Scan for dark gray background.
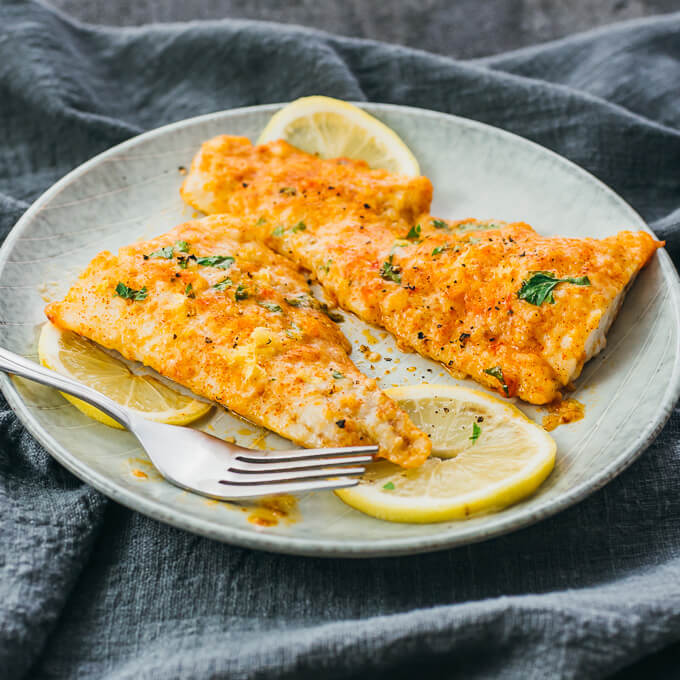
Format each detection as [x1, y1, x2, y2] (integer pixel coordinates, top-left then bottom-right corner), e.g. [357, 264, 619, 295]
[47, 0, 678, 59]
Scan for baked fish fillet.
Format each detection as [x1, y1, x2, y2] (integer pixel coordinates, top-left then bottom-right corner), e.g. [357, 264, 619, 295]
[45, 215, 431, 467]
[182, 136, 664, 405]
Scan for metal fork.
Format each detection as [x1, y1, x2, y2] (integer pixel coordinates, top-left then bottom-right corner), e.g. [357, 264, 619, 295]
[0, 347, 377, 499]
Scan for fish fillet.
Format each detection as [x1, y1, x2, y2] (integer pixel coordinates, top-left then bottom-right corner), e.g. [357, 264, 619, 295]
[181, 136, 664, 405]
[45, 215, 431, 467]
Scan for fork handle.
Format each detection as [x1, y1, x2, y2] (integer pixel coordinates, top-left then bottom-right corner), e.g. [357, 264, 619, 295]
[0, 346, 131, 428]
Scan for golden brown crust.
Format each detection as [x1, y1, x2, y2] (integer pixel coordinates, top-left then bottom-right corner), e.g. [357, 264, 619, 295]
[46, 215, 431, 467]
[182, 137, 664, 405]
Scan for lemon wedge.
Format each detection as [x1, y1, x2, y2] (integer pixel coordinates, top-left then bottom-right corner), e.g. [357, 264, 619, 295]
[258, 96, 420, 175]
[38, 322, 212, 429]
[335, 384, 556, 523]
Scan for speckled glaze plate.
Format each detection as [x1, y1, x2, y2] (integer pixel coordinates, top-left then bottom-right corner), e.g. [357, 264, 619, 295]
[1, 104, 678, 557]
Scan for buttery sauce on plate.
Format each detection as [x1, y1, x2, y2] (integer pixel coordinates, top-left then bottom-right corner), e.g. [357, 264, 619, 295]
[542, 398, 585, 431]
[245, 494, 299, 528]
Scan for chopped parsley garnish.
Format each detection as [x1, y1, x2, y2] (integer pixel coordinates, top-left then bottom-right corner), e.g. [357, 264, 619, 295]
[234, 284, 249, 301]
[291, 221, 306, 233]
[382, 482, 395, 490]
[405, 223, 421, 240]
[176, 254, 196, 269]
[484, 366, 509, 396]
[184, 283, 195, 298]
[432, 219, 449, 230]
[195, 255, 235, 269]
[517, 271, 591, 306]
[432, 244, 449, 256]
[284, 296, 306, 308]
[114, 282, 147, 301]
[286, 322, 302, 339]
[256, 217, 267, 226]
[146, 240, 190, 259]
[332, 371, 344, 379]
[319, 259, 333, 274]
[212, 277, 233, 291]
[147, 245, 174, 259]
[271, 225, 286, 237]
[470, 422, 481, 444]
[320, 303, 344, 323]
[457, 221, 503, 232]
[259, 301, 282, 312]
[380, 254, 402, 284]
[279, 187, 297, 196]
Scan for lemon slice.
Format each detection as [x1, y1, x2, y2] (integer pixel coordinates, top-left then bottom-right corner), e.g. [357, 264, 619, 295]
[38, 322, 212, 429]
[335, 384, 556, 523]
[258, 96, 420, 175]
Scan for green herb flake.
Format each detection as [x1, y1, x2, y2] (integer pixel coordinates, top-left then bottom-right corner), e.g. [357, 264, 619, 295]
[405, 223, 422, 240]
[114, 282, 148, 301]
[291, 221, 306, 233]
[432, 244, 449, 256]
[319, 259, 333, 274]
[332, 371, 344, 379]
[271, 225, 286, 238]
[195, 255, 235, 270]
[147, 245, 174, 259]
[259, 301, 282, 312]
[470, 422, 481, 444]
[279, 186, 297, 196]
[380, 254, 402, 284]
[175, 240, 190, 253]
[286, 322, 302, 339]
[234, 284, 249, 301]
[284, 296, 304, 308]
[484, 366, 509, 396]
[184, 283, 196, 299]
[320, 303, 344, 323]
[256, 217, 267, 226]
[432, 219, 449, 230]
[212, 277, 233, 291]
[382, 482, 395, 490]
[517, 271, 591, 306]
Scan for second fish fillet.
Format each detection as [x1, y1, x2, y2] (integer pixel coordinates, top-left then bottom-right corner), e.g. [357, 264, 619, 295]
[181, 136, 664, 405]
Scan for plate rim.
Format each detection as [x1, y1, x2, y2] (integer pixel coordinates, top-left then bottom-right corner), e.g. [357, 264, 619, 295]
[1, 101, 679, 558]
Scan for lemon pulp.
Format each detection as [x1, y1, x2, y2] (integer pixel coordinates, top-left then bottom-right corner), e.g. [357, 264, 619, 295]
[335, 384, 556, 523]
[38, 322, 212, 429]
[258, 95, 420, 175]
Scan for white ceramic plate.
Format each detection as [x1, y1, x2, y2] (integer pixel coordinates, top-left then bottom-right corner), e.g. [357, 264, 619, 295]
[1, 103, 678, 557]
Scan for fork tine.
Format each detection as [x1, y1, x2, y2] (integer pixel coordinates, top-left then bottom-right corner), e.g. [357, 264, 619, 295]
[223, 466, 366, 485]
[217, 476, 361, 497]
[229, 454, 374, 473]
[235, 444, 378, 463]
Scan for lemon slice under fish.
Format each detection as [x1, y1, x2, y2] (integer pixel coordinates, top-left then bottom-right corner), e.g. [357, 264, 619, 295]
[258, 95, 420, 175]
[335, 384, 556, 523]
[38, 322, 212, 429]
